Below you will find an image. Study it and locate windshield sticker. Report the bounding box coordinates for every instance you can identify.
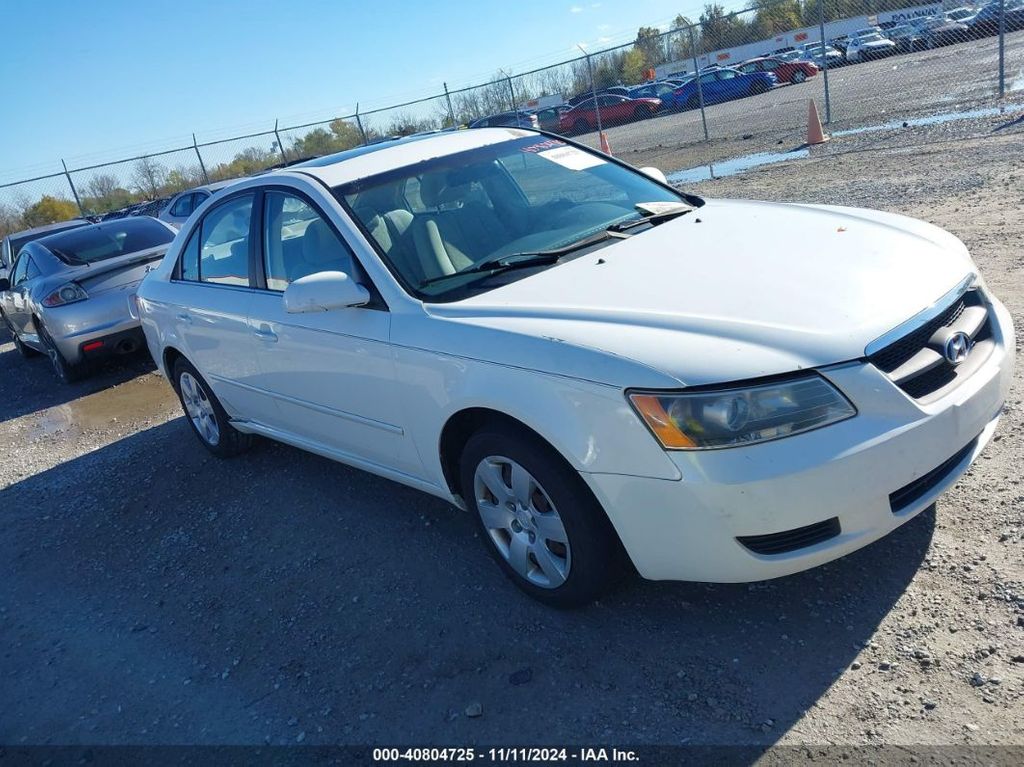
[520,138,565,154]
[536,145,606,171]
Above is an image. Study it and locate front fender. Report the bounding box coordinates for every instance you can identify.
[393,344,682,490]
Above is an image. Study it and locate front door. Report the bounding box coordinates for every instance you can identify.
[247,190,422,478]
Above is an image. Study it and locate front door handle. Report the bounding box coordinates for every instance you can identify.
[253,325,278,343]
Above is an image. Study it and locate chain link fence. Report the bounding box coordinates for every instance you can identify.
[2,1,1020,239]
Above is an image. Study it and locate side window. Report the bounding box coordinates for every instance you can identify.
[170,193,194,217]
[12,254,29,285]
[718,70,736,80]
[198,195,254,286]
[24,257,41,281]
[262,192,357,291]
[699,73,717,84]
[178,229,200,281]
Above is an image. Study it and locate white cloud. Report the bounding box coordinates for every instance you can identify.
[570,5,583,12]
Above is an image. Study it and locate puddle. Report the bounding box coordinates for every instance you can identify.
[667,148,810,184]
[28,374,178,439]
[832,103,1024,137]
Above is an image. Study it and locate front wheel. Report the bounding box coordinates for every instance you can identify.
[791,70,807,84]
[460,424,623,607]
[172,357,252,458]
[573,118,589,135]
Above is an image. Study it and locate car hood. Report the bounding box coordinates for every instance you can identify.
[426,199,975,387]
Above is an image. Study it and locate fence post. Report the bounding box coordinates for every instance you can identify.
[443,83,457,128]
[577,46,604,137]
[505,72,517,112]
[274,119,289,163]
[688,26,710,142]
[193,133,209,184]
[818,2,832,124]
[354,104,369,146]
[60,159,84,216]
[998,0,1006,98]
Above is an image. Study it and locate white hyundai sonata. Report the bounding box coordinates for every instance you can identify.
[137,128,1014,606]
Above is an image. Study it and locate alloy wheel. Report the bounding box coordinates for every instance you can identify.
[179,371,220,446]
[473,455,571,588]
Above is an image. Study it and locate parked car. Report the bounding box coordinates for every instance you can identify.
[828,35,850,56]
[845,32,898,62]
[775,49,806,62]
[668,67,777,111]
[530,106,568,132]
[137,128,1013,606]
[558,95,660,134]
[0,217,176,382]
[469,111,540,130]
[946,6,978,25]
[885,24,926,53]
[131,196,172,219]
[801,42,845,68]
[968,0,1024,36]
[737,56,818,84]
[914,16,970,46]
[159,180,243,228]
[0,219,91,282]
[628,82,679,101]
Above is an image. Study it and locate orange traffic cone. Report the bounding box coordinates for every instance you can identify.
[599,131,612,155]
[807,99,829,145]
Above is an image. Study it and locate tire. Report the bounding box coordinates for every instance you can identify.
[573,118,589,135]
[13,332,40,359]
[39,320,85,384]
[752,79,770,94]
[459,423,623,608]
[632,105,650,120]
[686,95,700,111]
[791,70,807,84]
[171,357,252,458]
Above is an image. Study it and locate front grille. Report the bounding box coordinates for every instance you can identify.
[737,517,841,556]
[889,436,979,514]
[868,288,991,401]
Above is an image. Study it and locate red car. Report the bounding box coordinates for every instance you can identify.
[558,95,661,135]
[737,56,818,84]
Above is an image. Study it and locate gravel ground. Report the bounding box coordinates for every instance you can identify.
[0,120,1022,751]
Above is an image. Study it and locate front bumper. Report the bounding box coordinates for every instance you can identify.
[584,296,1015,583]
[43,287,144,365]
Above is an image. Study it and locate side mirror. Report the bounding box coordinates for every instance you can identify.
[0,277,9,292]
[639,166,668,185]
[283,270,370,314]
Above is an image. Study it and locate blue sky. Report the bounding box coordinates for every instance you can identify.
[0,0,725,181]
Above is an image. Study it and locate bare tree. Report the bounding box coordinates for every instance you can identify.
[85,173,121,200]
[132,156,167,199]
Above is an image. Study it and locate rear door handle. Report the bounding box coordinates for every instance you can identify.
[253,325,277,343]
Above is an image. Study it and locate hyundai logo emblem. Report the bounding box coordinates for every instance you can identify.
[943,332,973,366]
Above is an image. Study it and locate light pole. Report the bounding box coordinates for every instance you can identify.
[577,44,604,137]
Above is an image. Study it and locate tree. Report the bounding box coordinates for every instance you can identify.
[750,0,803,39]
[621,47,649,85]
[132,156,167,199]
[699,3,752,51]
[21,196,79,227]
[634,26,666,67]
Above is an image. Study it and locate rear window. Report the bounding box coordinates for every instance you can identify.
[40,218,174,265]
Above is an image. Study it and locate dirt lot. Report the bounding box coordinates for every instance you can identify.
[1,123,1022,751]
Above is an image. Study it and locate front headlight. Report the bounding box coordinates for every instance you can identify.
[628,374,856,450]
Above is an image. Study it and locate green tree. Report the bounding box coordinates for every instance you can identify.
[21,196,79,227]
[621,47,649,85]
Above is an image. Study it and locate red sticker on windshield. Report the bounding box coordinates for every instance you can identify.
[521,138,566,154]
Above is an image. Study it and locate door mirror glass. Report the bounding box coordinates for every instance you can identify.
[283,270,370,313]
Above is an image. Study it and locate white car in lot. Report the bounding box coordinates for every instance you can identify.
[846,32,898,62]
[137,128,1014,606]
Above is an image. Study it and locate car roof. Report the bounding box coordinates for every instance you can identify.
[283,128,535,188]
[6,218,91,241]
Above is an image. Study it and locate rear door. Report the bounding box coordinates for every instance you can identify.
[167,192,269,419]
[247,188,422,477]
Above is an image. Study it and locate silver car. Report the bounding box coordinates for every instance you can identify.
[0,218,92,282]
[158,179,238,228]
[0,217,176,382]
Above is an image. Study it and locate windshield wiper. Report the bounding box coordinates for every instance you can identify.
[418,228,628,289]
[608,203,693,233]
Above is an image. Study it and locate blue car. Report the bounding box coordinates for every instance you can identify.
[666,67,777,111]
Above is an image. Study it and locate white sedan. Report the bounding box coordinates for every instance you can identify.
[137,128,1014,606]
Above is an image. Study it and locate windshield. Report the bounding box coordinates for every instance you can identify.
[337,136,691,300]
[860,34,885,43]
[39,218,174,264]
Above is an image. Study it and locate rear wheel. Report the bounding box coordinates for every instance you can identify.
[39,321,85,384]
[686,95,700,111]
[172,357,252,458]
[12,333,40,359]
[791,70,807,84]
[632,105,650,120]
[573,118,589,135]
[460,424,623,607]
[752,78,770,94]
